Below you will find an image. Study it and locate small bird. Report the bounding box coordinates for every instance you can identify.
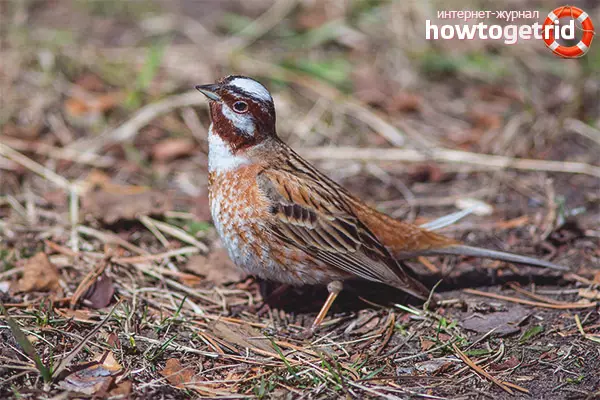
[196,75,567,331]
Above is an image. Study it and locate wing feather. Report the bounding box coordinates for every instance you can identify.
[257,162,429,299]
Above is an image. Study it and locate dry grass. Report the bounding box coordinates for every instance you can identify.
[1,0,599,398]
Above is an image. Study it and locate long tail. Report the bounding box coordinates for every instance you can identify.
[396,244,569,271]
[350,201,569,272]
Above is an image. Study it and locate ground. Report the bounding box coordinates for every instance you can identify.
[1,0,599,399]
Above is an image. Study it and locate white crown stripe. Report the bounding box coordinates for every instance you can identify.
[548,11,558,22]
[549,41,560,51]
[577,12,589,23]
[577,41,589,52]
[228,78,272,102]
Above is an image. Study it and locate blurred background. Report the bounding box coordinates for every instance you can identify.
[2,0,599,216]
[1,1,600,397]
[1,0,599,216]
[1,0,599,268]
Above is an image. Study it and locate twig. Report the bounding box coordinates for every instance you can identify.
[51,299,122,380]
[112,247,199,264]
[574,314,600,344]
[140,216,209,252]
[508,283,566,305]
[67,90,206,153]
[452,344,515,395]
[564,118,600,147]
[297,147,600,179]
[464,289,597,309]
[77,225,147,255]
[70,261,108,307]
[0,136,114,167]
[223,0,299,52]
[0,143,74,190]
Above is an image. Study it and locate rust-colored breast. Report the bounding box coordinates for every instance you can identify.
[208,165,347,285]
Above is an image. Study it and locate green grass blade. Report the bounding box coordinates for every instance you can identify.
[1,304,52,383]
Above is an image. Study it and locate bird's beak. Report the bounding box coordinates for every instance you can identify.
[195,84,221,101]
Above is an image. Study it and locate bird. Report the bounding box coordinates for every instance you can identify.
[195,75,568,332]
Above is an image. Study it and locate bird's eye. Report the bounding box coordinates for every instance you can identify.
[233,101,248,113]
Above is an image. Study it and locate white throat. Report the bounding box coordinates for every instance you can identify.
[208,125,251,173]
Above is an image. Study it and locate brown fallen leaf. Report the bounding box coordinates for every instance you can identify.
[420,337,436,351]
[579,288,600,300]
[593,271,600,285]
[82,273,115,309]
[82,187,172,224]
[384,92,422,113]
[192,195,212,222]
[74,73,107,92]
[109,379,132,397]
[407,163,446,183]
[489,356,520,371]
[64,92,123,117]
[414,360,452,374]
[185,246,244,285]
[461,307,530,336]
[211,322,275,354]
[295,1,336,30]
[55,308,96,322]
[2,122,43,139]
[160,358,196,388]
[351,64,388,107]
[59,351,123,395]
[14,252,61,294]
[151,138,196,162]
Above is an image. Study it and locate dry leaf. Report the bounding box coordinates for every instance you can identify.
[64,92,123,117]
[74,73,107,92]
[420,337,436,351]
[2,122,43,139]
[82,274,115,309]
[185,247,244,285]
[461,307,530,336]
[407,163,445,183]
[82,188,172,224]
[55,308,96,322]
[578,288,600,300]
[160,358,195,388]
[295,2,333,30]
[192,195,212,222]
[211,322,275,353]
[59,351,123,395]
[593,271,600,285]
[352,64,388,106]
[490,356,520,371]
[109,379,132,397]
[14,252,61,293]
[385,93,422,113]
[151,138,196,162]
[414,360,451,374]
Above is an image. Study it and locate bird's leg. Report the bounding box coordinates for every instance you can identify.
[307,281,343,335]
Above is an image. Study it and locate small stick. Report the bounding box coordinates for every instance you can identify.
[508,283,566,305]
[0,143,74,190]
[297,147,600,179]
[452,344,516,395]
[464,289,597,309]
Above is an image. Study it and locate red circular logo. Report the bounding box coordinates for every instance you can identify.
[543,6,595,58]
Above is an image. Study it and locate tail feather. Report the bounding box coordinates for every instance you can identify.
[397,244,569,271]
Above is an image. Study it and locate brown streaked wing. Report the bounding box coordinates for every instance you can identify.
[256,165,429,299]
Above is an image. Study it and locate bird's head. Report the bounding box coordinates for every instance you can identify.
[196,75,277,153]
